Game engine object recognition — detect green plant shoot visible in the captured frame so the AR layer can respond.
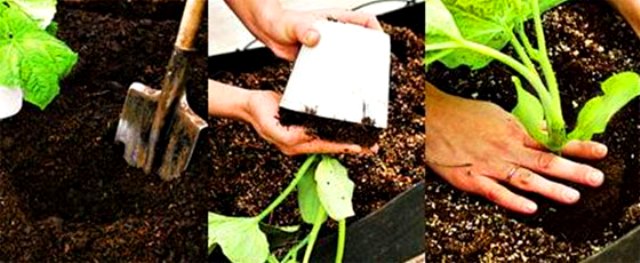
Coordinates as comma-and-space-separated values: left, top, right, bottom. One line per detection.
425, 0, 640, 151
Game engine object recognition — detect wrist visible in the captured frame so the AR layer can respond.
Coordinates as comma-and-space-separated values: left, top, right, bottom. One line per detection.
208, 80, 253, 123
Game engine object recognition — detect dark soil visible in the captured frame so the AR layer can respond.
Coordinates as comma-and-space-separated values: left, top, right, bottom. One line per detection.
426, 1, 640, 262
0, 4, 209, 261
208, 23, 424, 258
279, 108, 382, 147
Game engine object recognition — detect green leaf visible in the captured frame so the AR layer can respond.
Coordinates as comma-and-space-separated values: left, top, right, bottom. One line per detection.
424, 0, 461, 67
511, 76, 548, 144
45, 21, 57, 35
267, 254, 280, 263
0, 2, 77, 109
538, 0, 569, 15
9, 0, 56, 28
297, 163, 327, 224
568, 72, 640, 140
429, 0, 528, 69
208, 213, 269, 263
426, 0, 569, 69
314, 156, 355, 221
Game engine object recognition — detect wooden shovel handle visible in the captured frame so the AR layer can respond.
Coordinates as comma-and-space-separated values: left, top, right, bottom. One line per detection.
175, 0, 205, 50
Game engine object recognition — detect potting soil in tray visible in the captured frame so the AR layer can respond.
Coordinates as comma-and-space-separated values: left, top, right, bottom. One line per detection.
426, 1, 640, 262
207, 23, 424, 238
0, 5, 209, 261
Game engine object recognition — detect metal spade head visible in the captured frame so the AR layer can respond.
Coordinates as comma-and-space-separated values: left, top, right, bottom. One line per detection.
115, 82, 207, 181
279, 20, 391, 128
114, 0, 206, 181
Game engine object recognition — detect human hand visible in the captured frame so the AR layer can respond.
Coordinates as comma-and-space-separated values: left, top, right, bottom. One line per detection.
425, 84, 607, 214
246, 90, 372, 155
258, 8, 382, 61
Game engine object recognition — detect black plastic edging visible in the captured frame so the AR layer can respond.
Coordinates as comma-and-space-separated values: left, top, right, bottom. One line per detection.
310, 181, 425, 263
582, 225, 640, 263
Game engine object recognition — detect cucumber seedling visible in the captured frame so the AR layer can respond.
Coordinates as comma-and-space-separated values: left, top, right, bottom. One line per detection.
208, 154, 355, 263
426, 0, 640, 151
0, 0, 78, 118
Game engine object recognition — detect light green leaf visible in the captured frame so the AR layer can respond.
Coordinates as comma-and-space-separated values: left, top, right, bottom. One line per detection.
45, 21, 57, 35
208, 213, 269, 263
297, 163, 327, 224
427, 0, 569, 69
0, 2, 77, 109
568, 72, 640, 140
538, 0, 569, 15
511, 76, 548, 144
431, 0, 529, 69
425, 0, 461, 67
267, 254, 280, 263
314, 156, 355, 221
9, 0, 56, 28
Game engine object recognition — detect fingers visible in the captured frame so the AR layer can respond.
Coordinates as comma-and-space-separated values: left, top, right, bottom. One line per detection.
327, 9, 382, 30
518, 148, 604, 187
282, 139, 365, 156
265, 123, 372, 156
293, 23, 320, 47
560, 140, 608, 159
523, 137, 608, 160
265, 124, 315, 148
491, 165, 581, 204
472, 175, 538, 214
293, 9, 382, 48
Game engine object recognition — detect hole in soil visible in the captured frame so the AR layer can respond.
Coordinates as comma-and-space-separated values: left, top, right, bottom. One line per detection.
3, 1, 9, 8
6, 120, 164, 225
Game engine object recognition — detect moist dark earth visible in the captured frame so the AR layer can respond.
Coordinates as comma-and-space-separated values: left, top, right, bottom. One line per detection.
426, 1, 640, 262
0, 4, 209, 261
279, 108, 382, 148
208, 24, 424, 259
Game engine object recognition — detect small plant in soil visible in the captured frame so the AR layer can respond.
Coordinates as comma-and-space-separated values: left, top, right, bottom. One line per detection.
208, 154, 355, 263
425, 0, 640, 151
0, 0, 78, 118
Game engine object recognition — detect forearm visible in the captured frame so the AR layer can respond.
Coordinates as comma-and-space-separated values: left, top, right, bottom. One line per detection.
224, 0, 284, 44
208, 79, 252, 122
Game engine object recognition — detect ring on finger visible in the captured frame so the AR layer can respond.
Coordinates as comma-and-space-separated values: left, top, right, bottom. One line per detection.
506, 166, 519, 181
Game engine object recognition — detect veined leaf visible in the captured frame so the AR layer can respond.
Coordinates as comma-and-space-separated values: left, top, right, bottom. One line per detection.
315, 156, 355, 221
207, 213, 269, 263
430, 0, 528, 69
426, 0, 569, 70
0, 1, 77, 109
569, 72, 640, 140
425, 0, 462, 67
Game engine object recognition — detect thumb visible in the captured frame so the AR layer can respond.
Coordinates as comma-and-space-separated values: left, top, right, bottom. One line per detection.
295, 25, 320, 47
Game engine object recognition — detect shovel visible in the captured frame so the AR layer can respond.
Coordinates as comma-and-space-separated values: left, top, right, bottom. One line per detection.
279, 20, 391, 129
115, 0, 207, 181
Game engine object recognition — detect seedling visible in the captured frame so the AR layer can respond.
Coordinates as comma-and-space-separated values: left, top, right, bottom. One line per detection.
426, 0, 640, 151
208, 154, 355, 263
0, 0, 78, 119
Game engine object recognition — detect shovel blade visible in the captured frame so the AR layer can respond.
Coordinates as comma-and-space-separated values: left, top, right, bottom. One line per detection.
115, 82, 159, 169
156, 95, 207, 181
115, 82, 207, 181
